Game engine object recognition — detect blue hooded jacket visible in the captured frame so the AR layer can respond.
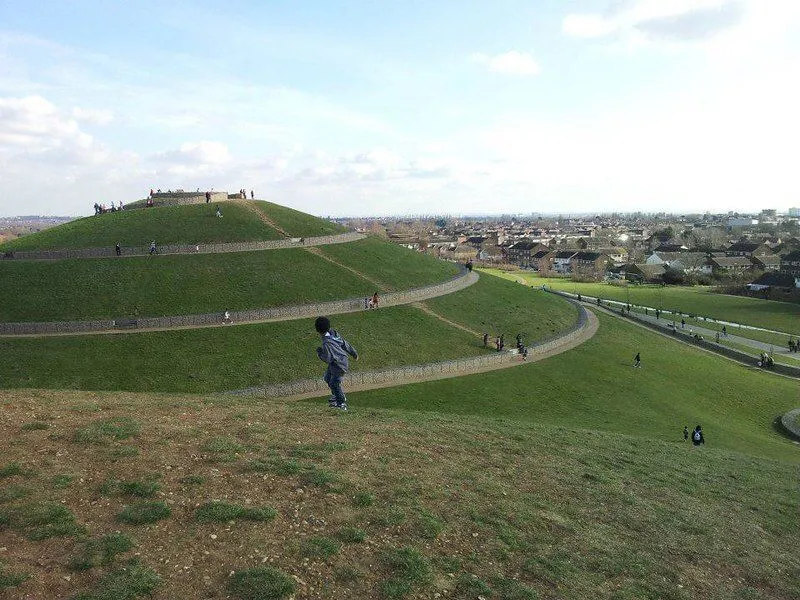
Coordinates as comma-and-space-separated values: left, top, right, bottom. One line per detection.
317, 329, 358, 375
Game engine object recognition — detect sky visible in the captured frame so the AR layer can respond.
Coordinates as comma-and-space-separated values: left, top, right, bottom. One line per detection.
1, 0, 799, 217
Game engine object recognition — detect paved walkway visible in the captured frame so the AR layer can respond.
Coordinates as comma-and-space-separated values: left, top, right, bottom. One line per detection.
552, 291, 799, 362
0, 231, 365, 261
225, 302, 598, 400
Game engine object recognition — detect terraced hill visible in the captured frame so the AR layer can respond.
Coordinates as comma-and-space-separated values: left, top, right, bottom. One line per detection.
0, 198, 579, 393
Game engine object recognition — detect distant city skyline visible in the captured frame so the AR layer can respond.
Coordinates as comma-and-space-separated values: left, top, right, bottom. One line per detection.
1, 0, 799, 217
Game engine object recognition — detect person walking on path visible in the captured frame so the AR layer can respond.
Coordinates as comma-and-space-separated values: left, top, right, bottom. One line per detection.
115, 242, 121, 256
683, 426, 689, 441
692, 425, 705, 447
371, 292, 379, 309
315, 316, 358, 411
633, 352, 641, 368
483, 333, 488, 348
149, 241, 157, 255
681, 319, 686, 329
722, 326, 727, 337
499, 334, 505, 352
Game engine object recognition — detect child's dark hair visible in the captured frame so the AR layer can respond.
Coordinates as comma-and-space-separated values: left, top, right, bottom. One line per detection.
315, 316, 330, 334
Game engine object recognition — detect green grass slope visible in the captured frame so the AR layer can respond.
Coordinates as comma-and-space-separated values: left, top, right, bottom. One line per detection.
424, 275, 579, 343
0, 243, 464, 322
0, 274, 578, 392
251, 201, 346, 237
317, 237, 461, 291
489, 270, 800, 334
1, 390, 797, 599
0, 203, 282, 250
347, 310, 800, 463
0, 250, 374, 321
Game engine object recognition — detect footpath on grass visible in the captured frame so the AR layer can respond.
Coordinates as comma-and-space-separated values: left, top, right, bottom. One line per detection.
546, 290, 800, 379
0, 231, 365, 261
547, 290, 800, 363
0, 270, 479, 337
226, 300, 598, 399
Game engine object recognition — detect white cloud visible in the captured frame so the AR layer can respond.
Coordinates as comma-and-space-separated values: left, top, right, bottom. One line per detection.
470, 51, 541, 76
71, 107, 114, 125
0, 95, 107, 165
151, 141, 231, 165
563, 0, 747, 43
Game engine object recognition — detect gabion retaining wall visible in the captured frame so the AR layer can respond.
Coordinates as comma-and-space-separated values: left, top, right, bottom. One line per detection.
0, 269, 479, 336
228, 301, 588, 398
1, 232, 365, 261
547, 290, 800, 379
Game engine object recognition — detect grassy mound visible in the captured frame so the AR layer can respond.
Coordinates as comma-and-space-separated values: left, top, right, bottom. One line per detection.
0, 388, 796, 599
250, 201, 346, 237
424, 274, 579, 343
317, 237, 461, 291
0, 275, 578, 393
0, 203, 283, 251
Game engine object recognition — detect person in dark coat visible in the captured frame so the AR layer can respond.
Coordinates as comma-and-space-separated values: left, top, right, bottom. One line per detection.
683, 426, 689, 441
691, 425, 705, 446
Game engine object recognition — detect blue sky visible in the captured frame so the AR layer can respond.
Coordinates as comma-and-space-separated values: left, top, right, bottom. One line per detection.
1, 0, 799, 217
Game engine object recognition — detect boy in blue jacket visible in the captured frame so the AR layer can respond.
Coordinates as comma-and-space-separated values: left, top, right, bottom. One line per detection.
315, 316, 358, 411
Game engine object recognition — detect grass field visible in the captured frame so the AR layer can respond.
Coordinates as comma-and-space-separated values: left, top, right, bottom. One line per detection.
0, 244, 461, 322
484, 269, 800, 335
0, 203, 283, 251
0, 389, 797, 599
250, 201, 346, 237
317, 238, 461, 291
346, 310, 800, 463
0, 306, 484, 393
423, 274, 579, 343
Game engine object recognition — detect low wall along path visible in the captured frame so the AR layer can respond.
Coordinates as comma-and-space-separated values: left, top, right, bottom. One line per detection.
1, 231, 366, 261
0, 270, 479, 337
226, 301, 597, 400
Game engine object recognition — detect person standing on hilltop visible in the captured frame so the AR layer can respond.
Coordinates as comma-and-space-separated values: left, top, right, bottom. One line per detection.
250, 190, 254, 199
315, 316, 358, 411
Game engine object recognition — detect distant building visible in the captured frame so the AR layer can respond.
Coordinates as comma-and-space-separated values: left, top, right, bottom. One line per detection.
788, 207, 800, 217
780, 250, 800, 277
708, 256, 753, 276
569, 252, 610, 279
506, 241, 550, 268
725, 241, 772, 258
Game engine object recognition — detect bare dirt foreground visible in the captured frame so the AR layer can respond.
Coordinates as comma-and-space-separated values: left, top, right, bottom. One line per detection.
1, 389, 798, 600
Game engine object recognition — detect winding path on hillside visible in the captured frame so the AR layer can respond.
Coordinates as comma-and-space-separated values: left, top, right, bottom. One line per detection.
0, 270, 480, 337
225, 301, 598, 400
0, 231, 366, 261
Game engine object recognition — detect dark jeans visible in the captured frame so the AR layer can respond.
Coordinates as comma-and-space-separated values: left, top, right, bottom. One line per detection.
324, 369, 346, 403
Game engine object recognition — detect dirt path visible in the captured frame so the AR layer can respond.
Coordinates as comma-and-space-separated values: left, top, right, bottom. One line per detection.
411, 302, 482, 336
303, 246, 389, 291
236, 200, 291, 237
233, 307, 599, 400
